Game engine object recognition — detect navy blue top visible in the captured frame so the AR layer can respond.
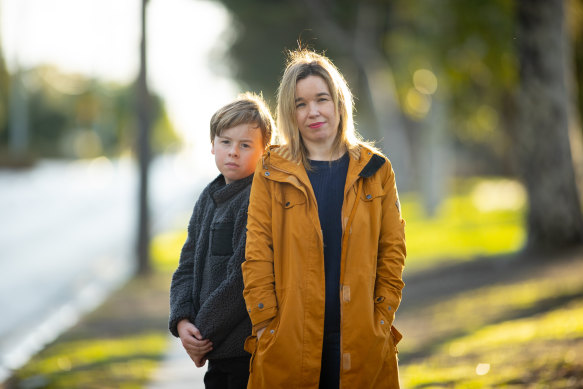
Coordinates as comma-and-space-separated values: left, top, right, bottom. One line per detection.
307, 153, 349, 333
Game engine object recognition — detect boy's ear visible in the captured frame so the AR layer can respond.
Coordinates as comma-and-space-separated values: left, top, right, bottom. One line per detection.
211, 141, 215, 155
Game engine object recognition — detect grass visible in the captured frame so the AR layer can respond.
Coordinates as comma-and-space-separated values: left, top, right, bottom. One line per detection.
397, 249, 583, 387
400, 299, 583, 388
402, 177, 526, 269
5, 254, 176, 388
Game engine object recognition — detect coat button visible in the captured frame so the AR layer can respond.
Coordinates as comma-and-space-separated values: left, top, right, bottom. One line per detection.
270, 329, 274, 334
380, 320, 385, 325
285, 201, 290, 207
366, 194, 372, 200
265, 172, 270, 176
388, 306, 392, 311
258, 303, 264, 309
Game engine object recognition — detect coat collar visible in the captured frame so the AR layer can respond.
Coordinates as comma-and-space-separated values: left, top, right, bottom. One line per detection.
211, 173, 253, 205
260, 143, 386, 192
263, 144, 383, 174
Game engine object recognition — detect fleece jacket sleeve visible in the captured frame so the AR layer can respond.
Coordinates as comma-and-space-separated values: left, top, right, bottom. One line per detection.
168, 201, 202, 337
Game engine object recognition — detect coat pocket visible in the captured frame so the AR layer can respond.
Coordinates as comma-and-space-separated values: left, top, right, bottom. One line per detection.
360, 180, 385, 202
244, 335, 257, 372
211, 221, 234, 256
390, 325, 402, 345
274, 184, 306, 209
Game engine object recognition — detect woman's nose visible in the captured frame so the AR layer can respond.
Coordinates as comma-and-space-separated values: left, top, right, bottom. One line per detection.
308, 102, 319, 117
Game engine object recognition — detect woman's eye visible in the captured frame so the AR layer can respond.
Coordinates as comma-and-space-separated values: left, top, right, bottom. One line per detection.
296, 102, 305, 108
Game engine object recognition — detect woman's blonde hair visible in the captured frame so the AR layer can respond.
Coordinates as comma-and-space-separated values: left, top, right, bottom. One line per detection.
277, 49, 362, 167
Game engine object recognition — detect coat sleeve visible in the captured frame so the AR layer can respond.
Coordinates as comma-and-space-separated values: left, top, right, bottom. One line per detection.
242, 166, 278, 332
194, 202, 250, 345
375, 159, 406, 327
168, 200, 202, 337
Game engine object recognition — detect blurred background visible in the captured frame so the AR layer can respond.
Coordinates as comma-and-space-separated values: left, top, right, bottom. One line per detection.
1, 0, 583, 387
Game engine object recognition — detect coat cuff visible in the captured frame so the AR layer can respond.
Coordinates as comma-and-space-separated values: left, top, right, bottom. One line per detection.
373, 293, 399, 327
245, 293, 277, 326
169, 302, 195, 337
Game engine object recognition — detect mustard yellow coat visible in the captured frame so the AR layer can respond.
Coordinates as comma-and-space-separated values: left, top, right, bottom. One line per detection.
242, 144, 406, 388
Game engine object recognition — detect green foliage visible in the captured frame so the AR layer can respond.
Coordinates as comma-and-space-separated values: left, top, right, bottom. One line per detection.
212, 0, 527, 177
0, 65, 179, 160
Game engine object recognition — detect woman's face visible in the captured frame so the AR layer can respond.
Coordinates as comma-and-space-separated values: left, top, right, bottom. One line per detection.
294, 75, 340, 154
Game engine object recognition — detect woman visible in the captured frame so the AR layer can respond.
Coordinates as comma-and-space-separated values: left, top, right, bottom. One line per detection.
242, 49, 406, 388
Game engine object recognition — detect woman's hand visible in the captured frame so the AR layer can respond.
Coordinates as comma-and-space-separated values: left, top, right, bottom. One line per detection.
177, 319, 213, 367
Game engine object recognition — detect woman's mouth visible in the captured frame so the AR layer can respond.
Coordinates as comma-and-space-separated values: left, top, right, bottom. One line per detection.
308, 122, 324, 129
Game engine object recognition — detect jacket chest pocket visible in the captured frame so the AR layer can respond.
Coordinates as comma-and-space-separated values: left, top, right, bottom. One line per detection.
359, 180, 385, 203
211, 221, 234, 256
274, 185, 306, 209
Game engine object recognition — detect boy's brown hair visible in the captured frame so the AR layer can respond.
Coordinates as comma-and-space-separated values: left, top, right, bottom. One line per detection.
210, 92, 275, 147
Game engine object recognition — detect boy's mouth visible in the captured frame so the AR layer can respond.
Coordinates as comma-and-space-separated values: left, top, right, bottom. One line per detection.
225, 162, 239, 168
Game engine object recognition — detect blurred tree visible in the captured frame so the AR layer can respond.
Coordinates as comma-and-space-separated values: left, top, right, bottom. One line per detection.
513, 0, 583, 251
211, 0, 516, 194
0, 66, 177, 160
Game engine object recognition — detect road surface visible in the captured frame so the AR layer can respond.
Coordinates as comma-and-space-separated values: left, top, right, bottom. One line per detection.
0, 154, 213, 382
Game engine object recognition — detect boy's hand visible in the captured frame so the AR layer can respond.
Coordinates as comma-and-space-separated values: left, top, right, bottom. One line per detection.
177, 319, 213, 367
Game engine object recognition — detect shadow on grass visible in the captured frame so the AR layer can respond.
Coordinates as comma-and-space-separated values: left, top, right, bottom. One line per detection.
402, 247, 583, 309
397, 247, 583, 387
399, 287, 583, 364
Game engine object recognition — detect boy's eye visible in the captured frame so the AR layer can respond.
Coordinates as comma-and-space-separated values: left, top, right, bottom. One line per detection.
221, 140, 230, 144
241, 144, 250, 148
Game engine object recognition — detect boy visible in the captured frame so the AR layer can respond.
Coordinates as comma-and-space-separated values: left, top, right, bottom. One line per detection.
169, 92, 274, 389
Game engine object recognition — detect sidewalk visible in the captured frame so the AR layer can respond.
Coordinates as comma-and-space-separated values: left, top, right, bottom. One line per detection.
148, 335, 207, 389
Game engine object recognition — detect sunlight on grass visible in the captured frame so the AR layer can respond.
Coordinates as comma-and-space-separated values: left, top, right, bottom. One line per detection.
15, 333, 168, 388
401, 178, 526, 269
398, 257, 583, 354
446, 302, 583, 354
401, 301, 583, 388
398, 252, 583, 388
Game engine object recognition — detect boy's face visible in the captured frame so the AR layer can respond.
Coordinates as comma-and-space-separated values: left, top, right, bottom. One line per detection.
211, 123, 264, 184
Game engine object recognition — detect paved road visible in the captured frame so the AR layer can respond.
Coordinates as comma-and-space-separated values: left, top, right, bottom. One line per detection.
0, 154, 213, 382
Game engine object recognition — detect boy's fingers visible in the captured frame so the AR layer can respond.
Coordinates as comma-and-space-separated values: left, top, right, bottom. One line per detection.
192, 328, 203, 340
184, 342, 213, 354
182, 336, 211, 347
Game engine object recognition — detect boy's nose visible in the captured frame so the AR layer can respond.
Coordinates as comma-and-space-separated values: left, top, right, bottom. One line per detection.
228, 145, 239, 156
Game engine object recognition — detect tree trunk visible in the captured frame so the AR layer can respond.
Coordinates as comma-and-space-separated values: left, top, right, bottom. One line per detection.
136, 0, 151, 275
515, 0, 583, 251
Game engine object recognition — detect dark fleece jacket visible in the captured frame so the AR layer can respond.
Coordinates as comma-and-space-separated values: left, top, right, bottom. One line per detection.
169, 174, 252, 359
